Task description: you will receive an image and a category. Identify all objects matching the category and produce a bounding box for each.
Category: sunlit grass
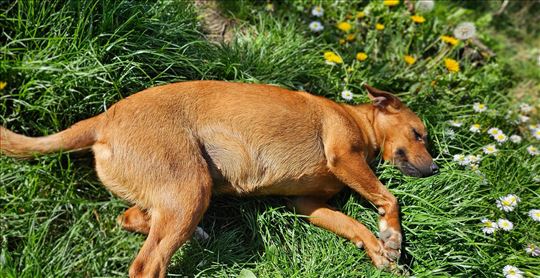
[1,0,539,277]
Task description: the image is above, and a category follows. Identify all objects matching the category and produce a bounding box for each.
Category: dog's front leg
[289,197,392,268]
[325,148,402,264]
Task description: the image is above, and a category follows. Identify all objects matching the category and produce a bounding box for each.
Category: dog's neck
[341,104,381,160]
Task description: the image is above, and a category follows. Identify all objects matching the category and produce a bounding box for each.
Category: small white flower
[525,243,540,257]
[341,90,354,101]
[453,22,477,40]
[510,135,522,143]
[448,120,463,127]
[415,0,435,13]
[453,154,468,165]
[527,145,539,155]
[534,175,540,182]
[496,194,520,212]
[487,127,502,137]
[465,154,481,164]
[529,124,540,131]
[502,265,523,278]
[309,21,324,32]
[481,218,498,234]
[483,144,497,155]
[445,128,456,139]
[473,102,487,113]
[529,209,540,222]
[533,128,540,140]
[494,133,507,143]
[311,6,324,17]
[469,124,481,133]
[519,115,530,123]
[497,219,514,231]
[520,103,532,113]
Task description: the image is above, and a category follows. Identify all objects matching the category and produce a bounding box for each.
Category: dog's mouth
[397,161,423,177]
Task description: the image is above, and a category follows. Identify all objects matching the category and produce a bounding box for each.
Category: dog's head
[365,85,438,177]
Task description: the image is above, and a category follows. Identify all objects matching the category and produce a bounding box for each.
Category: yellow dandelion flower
[356,52,368,61]
[346,33,356,42]
[0,81,6,90]
[383,0,399,6]
[337,22,352,32]
[444,58,460,73]
[411,15,426,23]
[339,38,346,45]
[441,35,459,46]
[324,51,343,64]
[404,55,416,65]
[375,23,385,30]
[356,11,365,19]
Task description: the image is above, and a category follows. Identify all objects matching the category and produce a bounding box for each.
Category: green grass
[1,0,539,277]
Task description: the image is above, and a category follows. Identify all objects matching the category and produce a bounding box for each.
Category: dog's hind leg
[128,172,212,278]
[290,197,392,269]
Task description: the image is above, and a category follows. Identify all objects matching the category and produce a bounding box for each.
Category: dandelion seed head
[510,135,522,143]
[415,0,435,13]
[453,22,476,40]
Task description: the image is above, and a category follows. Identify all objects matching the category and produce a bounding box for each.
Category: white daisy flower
[448,120,463,127]
[481,218,498,234]
[529,209,540,222]
[496,194,520,212]
[520,103,532,113]
[473,102,487,113]
[502,265,523,278]
[510,135,522,143]
[487,127,502,137]
[465,154,481,165]
[453,22,477,40]
[497,219,514,231]
[483,144,497,155]
[309,21,324,32]
[469,163,479,171]
[494,133,508,143]
[311,6,324,17]
[527,145,539,155]
[529,124,540,131]
[519,115,530,123]
[341,90,354,101]
[469,124,481,133]
[453,154,468,165]
[415,0,435,13]
[533,128,540,140]
[525,243,540,257]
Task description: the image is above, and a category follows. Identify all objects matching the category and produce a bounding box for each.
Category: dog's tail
[1,115,101,158]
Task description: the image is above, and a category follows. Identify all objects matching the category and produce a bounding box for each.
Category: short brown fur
[0,81,437,277]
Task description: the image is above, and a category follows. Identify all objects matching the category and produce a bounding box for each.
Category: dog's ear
[364,84,402,112]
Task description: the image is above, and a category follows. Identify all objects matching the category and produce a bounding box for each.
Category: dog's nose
[430,163,439,174]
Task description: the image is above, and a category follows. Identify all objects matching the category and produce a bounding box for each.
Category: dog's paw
[379,220,402,261]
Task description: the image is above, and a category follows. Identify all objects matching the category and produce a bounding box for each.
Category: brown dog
[0,81,437,277]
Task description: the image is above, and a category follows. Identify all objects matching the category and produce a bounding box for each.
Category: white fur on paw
[193,226,210,241]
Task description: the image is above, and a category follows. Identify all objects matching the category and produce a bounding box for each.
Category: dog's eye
[413,129,423,141]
